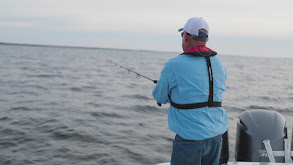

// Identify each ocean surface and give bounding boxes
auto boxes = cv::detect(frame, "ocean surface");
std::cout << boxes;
[0,44,292,165]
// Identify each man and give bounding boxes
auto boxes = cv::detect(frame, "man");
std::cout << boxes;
[153,17,228,165]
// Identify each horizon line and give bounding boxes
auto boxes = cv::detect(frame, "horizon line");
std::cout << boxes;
[0,42,176,54]
[1,42,291,59]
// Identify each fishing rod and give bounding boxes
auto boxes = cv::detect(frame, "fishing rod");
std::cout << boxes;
[107,60,158,84]
[107,60,161,106]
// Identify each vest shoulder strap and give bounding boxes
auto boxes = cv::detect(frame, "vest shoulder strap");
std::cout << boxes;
[171,53,221,110]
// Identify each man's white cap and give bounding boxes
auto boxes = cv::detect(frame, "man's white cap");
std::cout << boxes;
[178,17,209,38]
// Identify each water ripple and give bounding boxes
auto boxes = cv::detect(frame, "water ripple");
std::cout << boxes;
[0,44,292,165]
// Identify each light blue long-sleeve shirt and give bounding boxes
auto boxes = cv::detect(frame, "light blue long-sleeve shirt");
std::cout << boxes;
[153,53,228,140]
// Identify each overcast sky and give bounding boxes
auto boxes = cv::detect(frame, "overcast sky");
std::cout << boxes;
[0,0,292,57]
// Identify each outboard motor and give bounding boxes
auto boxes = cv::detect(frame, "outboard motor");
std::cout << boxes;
[235,110,287,162]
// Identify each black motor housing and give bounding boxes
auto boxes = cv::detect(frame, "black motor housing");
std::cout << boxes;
[235,110,287,163]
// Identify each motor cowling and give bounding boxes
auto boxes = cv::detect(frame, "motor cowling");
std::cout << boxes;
[235,110,287,162]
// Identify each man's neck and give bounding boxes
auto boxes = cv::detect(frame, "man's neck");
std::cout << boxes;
[183,45,215,53]
[193,40,207,46]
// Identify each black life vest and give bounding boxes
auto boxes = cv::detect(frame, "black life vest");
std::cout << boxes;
[170,51,222,110]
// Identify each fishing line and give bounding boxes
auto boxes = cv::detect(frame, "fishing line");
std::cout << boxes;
[107,60,161,106]
[107,60,157,84]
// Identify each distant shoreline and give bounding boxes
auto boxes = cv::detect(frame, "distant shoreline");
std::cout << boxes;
[0,42,173,53]
[0,42,97,49]
[1,42,291,59]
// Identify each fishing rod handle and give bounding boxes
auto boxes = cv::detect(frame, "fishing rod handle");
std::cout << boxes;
[153,80,161,106]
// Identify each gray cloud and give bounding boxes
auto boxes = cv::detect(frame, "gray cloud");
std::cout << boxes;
[0,0,292,57]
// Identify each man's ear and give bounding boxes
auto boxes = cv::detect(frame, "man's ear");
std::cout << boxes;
[185,34,193,44]
[184,33,189,42]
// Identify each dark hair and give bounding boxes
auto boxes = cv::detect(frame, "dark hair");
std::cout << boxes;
[189,28,208,42]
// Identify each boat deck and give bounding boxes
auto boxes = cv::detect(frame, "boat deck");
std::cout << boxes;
[157,162,293,165]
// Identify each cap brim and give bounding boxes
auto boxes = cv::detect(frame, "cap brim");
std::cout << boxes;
[178,28,184,32]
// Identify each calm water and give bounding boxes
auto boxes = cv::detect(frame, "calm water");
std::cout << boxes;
[0,44,292,165]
